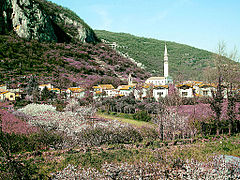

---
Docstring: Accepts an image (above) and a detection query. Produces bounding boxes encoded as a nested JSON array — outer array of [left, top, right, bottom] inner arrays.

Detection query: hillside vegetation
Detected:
[[95, 30, 218, 81], [0, 34, 149, 88]]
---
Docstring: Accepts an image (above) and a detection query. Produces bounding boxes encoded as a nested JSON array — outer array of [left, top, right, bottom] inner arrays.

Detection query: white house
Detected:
[[92, 84, 115, 98], [39, 83, 54, 91], [133, 85, 151, 100], [176, 84, 195, 98], [66, 87, 85, 99], [0, 85, 7, 90], [153, 85, 169, 101], [145, 77, 166, 86], [0, 90, 16, 101], [195, 84, 216, 97], [117, 85, 135, 96]]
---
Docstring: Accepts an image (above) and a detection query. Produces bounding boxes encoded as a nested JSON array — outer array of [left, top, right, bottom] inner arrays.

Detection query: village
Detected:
[[0, 44, 232, 102], [0, 44, 233, 103]]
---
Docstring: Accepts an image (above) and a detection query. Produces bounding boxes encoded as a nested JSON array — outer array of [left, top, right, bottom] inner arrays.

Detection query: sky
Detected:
[[51, 0, 240, 58]]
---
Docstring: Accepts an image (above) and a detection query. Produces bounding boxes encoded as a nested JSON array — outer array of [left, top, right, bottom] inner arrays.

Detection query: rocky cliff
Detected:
[[0, 0, 98, 43]]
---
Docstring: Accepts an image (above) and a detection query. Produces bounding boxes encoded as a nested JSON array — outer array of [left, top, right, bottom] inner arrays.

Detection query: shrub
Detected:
[[77, 125, 143, 146], [139, 126, 159, 141], [133, 110, 152, 122], [0, 129, 65, 155]]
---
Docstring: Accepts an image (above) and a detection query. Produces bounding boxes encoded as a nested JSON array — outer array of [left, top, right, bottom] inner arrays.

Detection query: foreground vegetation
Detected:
[[1, 124, 239, 179], [0, 102, 239, 179]]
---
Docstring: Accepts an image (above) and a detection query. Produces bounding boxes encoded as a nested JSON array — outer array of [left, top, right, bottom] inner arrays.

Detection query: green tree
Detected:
[[41, 86, 50, 101]]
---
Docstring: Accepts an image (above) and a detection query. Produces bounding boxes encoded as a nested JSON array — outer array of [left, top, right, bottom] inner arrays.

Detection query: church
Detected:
[[145, 43, 173, 85]]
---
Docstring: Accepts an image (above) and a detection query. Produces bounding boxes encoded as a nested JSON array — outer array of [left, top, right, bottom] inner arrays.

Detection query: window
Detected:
[[157, 92, 164, 96], [203, 90, 208, 96], [182, 92, 188, 97]]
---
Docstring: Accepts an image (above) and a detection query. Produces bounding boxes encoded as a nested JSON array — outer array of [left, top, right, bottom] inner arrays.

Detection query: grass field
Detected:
[[97, 112, 155, 128]]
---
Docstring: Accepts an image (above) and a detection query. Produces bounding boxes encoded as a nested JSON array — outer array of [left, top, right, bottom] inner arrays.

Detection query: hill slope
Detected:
[[95, 30, 218, 81], [0, 34, 149, 88]]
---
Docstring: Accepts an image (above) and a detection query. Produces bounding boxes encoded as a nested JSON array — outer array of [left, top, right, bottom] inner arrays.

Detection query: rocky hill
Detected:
[[0, 0, 149, 88], [95, 30, 220, 81], [0, 0, 98, 43]]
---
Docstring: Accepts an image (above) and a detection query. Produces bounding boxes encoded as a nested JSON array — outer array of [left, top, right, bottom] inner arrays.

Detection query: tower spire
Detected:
[[128, 73, 133, 85], [164, 42, 169, 78], [164, 42, 168, 57]]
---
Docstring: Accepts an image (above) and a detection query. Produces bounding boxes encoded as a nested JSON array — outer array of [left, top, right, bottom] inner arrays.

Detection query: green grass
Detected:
[[97, 112, 155, 127]]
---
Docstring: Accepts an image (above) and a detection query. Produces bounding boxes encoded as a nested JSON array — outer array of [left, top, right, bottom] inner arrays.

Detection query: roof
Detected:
[[146, 77, 165, 81], [182, 81, 203, 85], [0, 88, 7, 92], [0, 91, 9, 95], [142, 84, 151, 89], [154, 85, 169, 89], [95, 91, 103, 94], [93, 84, 114, 90], [198, 83, 217, 88], [195, 93, 203, 97], [48, 88, 60, 91], [39, 84, 51, 87], [176, 84, 193, 88], [118, 85, 135, 90], [67, 87, 84, 93], [0, 91, 15, 95], [115, 94, 124, 97]]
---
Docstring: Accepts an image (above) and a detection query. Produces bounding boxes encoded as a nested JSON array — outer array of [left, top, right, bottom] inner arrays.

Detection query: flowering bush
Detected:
[[153, 109, 191, 140], [52, 155, 240, 179], [76, 123, 143, 146], [1, 109, 38, 134], [17, 103, 56, 116]]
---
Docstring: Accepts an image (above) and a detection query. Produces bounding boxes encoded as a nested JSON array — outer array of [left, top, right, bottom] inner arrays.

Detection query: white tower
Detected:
[[164, 43, 169, 78], [128, 73, 133, 85]]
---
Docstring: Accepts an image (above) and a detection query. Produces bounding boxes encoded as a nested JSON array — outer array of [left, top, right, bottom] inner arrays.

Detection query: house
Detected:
[[133, 84, 151, 100], [0, 92, 6, 101], [39, 83, 54, 91], [0, 85, 7, 90], [48, 88, 61, 94], [117, 85, 135, 96], [93, 84, 114, 92], [145, 77, 167, 86], [7, 88, 24, 99], [92, 84, 115, 98], [4, 92, 16, 101], [106, 89, 120, 97], [196, 84, 216, 97], [0, 90, 15, 101], [153, 85, 169, 101], [66, 87, 85, 99], [176, 83, 195, 98]]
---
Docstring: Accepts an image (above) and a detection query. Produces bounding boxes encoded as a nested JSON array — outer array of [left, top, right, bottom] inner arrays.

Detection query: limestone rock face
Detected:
[[0, 0, 12, 34], [0, 0, 98, 43]]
